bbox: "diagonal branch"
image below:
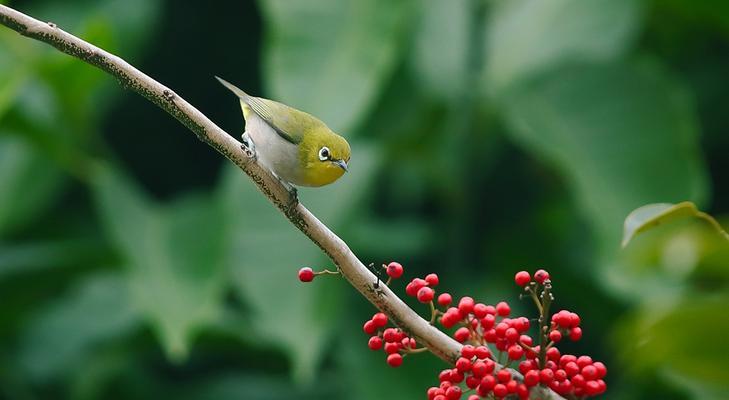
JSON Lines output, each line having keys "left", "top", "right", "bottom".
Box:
{"left": 0, "top": 5, "right": 564, "bottom": 399}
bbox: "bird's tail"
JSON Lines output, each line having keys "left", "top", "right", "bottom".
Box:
{"left": 215, "top": 76, "right": 250, "bottom": 100}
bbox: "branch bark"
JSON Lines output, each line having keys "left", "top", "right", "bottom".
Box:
{"left": 0, "top": 5, "right": 563, "bottom": 399}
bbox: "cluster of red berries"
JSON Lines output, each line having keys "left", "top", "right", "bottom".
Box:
{"left": 300, "top": 262, "right": 607, "bottom": 398}
{"left": 431, "top": 344, "right": 530, "bottom": 399}
{"left": 423, "top": 268, "right": 607, "bottom": 399}
{"left": 363, "top": 311, "right": 420, "bottom": 367}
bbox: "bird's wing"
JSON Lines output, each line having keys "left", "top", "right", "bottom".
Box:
{"left": 216, "top": 76, "right": 304, "bottom": 144}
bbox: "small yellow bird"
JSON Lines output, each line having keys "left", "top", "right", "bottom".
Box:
{"left": 216, "top": 77, "right": 350, "bottom": 191}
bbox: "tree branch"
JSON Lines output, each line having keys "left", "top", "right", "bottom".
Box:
{"left": 0, "top": 5, "right": 563, "bottom": 399}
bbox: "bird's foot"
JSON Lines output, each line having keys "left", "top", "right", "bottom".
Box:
{"left": 277, "top": 178, "right": 298, "bottom": 209}
{"left": 286, "top": 185, "right": 299, "bottom": 209}
{"left": 241, "top": 131, "right": 257, "bottom": 160}
{"left": 240, "top": 142, "right": 256, "bottom": 160}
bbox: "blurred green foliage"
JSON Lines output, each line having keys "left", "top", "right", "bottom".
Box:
{"left": 1, "top": 0, "right": 728, "bottom": 399}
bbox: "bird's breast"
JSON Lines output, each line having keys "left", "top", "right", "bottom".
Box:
{"left": 245, "top": 112, "right": 303, "bottom": 185}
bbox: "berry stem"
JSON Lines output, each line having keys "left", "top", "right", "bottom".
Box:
{"left": 528, "top": 285, "right": 543, "bottom": 315}
{"left": 538, "top": 280, "right": 553, "bottom": 369}
{"left": 315, "top": 268, "right": 340, "bottom": 276}
{"left": 404, "top": 347, "right": 430, "bottom": 354}
{"left": 428, "top": 301, "right": 438, "bottom": 325}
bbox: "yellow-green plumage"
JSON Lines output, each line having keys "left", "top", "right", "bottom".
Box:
{"left": 216, "top": 77, "right": 350, "bottom": 187}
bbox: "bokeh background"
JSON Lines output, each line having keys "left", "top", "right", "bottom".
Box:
{"left": 1, "top": 0, "right": 728, "bottom": 399}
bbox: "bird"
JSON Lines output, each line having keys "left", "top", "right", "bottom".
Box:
{"left": 216, "top": 77, "right": 350, "bottom": 199}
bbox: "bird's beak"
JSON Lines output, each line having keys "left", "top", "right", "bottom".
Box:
{"left": 335, "top": 159, "right": 348, "bottom": 172}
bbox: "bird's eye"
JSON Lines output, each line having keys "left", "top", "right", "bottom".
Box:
{"left": 318, "top": 146, "right": 330, "bottom": 161}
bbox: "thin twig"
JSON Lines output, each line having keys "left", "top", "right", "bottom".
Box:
{"left": 0, "top": 5, "right": 564, "bottom": 399}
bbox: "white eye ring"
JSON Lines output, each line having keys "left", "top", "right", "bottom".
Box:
{"left": 318, "top": 146, "right": 330, "bottom": 161}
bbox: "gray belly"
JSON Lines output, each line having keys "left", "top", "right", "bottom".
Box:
{"left": 245, "top": 112, "right": 303, "bottom": 185}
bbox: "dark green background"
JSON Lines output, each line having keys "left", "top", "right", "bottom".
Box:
{"left": 1, "top": 0, "right": 728, "bottom": 399}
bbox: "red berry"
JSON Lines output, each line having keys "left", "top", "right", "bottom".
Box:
{"left": 458, "top": 297, "right": 475, "bottom": 315}
{"left": 471, "top": 361, "right": 488, "bottom": 377}
{"left": 549, "top": 330, "right": 562, "bottom": 343}
{"left": 514, "top": 271, "right": 531, "bottom": 286}
{"left": 382, "top": 328, "right": 398, "bottom": 342}
{"left": 466, "top": 375, "right": 481, "bottom": 389}
{"left": 495, "top": 322, "right": 509, "bottom": 338}
{"left": 554, "top": 369, "right": 567, "bottom": 382}
{"left": 593, "top": 361, "right": 607, "bottom": 378}
{"left": 506, "top": 379, "right": 518, "bottom": 393}
{"left": 557, "top": 380, "right": 573, "bottom": 395}
{"left": 560, "top": 354, "right": 577, "bottom": 367}
{"left": 539, "top": 368, "right": 554, "bottom": 384}
{"left": 571, "top": 373, "right": 585, "bottom": 388}
{"left": 384, "top": 342, "right": 400, "bottom": 354}
{"left": 582, "top": 365, "right": 598, "bottom": 380}
{"left": 417, "top": 287, "right": 435, "bottom": 303}
{"left": 584, "top": 380, "right": 600, "bottom": 395}
{"left": 456, "top": 357, "right": 472, "bottom": 372}
{"left": 363, "top": 320, "right": 377, "bottom": 335}
{"left": 546, "top": 347, "right": 561, "bottom": 361}
{"left": 520, "top": 334, "right": 533, "bottom": 346}
{"left": 524, "top": 370, "right": 539, "bottom": 386}
{"left": 519, "top": 360, "right": 536, "bottom": 374}
{"left": 534, "top": 269, "right": 550, "bottom": 283}
{"left": 576, "top": 355, "right": 593, "bottom": 368}
{"left": 505, "top": 327, "right": 519, "bottom": 343}
{"left": 513, "top": 317, "right": 530, "bottom": 332}
{"left": 569, "top": 327, "right": 582, "bottom": 341}
{"left": 454, "top": 327, "right": 471, "bottom": 343}
{"left": 495, "top": 301, "right": 511, "bottom": 316}
{"left": 439, "top": 369, "right": 452, "bottom": 382}
{"left": 298, "top": 267, "right": 314, "bottom": 282}
{"left": 386, "top": 262, "right": 403, "bottom": 278}
{"left": 440, "top": 309, "right": 460, "bottom": 328}
{"left": 480, "top": 314, "right": 496, "bottom": 330}
{"left": 475, "top": 346, "right": 491, "bottom": 360}
{"left": 481, "top": 374, "right": 496, "bottom": 388}
{"left": 372, "top": 312, "right": 388, "bottom": 327}
{"left": 564, "top": 361, "right": 580, "bottom": 377}
{"left": 386, "top": 353, "right": 402, "bottom": 367}
{"left": 406, "top": 278, "right": 427, "bottom": 297}
{"left": 368, "top": 336, "right": 383, "bottom": 350}
{"left": 445, "top": 386, "right": 461, "bottom": 400}
{"left": 461, "top": 344, "right": 476, "bottom": 359}
{"left": 472, "top": 303, "right": 488, "bottom": 318}
{"left": 517, "top": 383, "right": 529, "bottom": 399}
{"left": 483, "top": 329, "right": 497, "bottom": 343}
{"left": 569, "top": 312, "right": 581, "bottom": 327}
{"left": 448, "top": 369, "right": 464, "bottom": 384}
{"left": 433, "top": 395, "right": 446, "bottom": 400}
{"left": 493, "top": 383, "right": 508, "bottom": 398}
{"left": 425, "top": 273, "right": 439, "bottom": 286}
{"left": 508, "top": 345, "right": 524, "bottom": 360}
{"left": 427, "top": 387, "right": 441, "bottom": 400}
{"left": 437, "top": 293, "right": 453, "bottom": 306}
{"left": 497, "top": 369, "right": 512, "bottom": 383}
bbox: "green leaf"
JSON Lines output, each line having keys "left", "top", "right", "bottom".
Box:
{"left": 0, "top": 238, "right": 105, "bottom": 279}
{"left": 0, "top": 135, "right": 65, "bottom": 237}
{"left": 92, "top": 165, "right": 227, "bottom": 361}
{"left": 17, "top": 273, "right": 139, "bottom": 380}
{"left": 484, "top": 0, "right": 642, "bottom": 92}
{"left": 501, "top": 61, "right": 708, "bottom": 247}
{"left": 259, "top": 0, "right": 414, "bottom": 132}
{"left": 410, "top": 0, "right": 469, "bottom": 99}
{"left": 616, "top": 295, "right": 729, "bottom": 390}
{"left": 622, "top": 201, "right": 729, "bottom": 248}
{"left": 217, "top": 146, "right": 377, "bottom": 382}
{"left": 177, "top": 373, "right": 326, "bottom": 400}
